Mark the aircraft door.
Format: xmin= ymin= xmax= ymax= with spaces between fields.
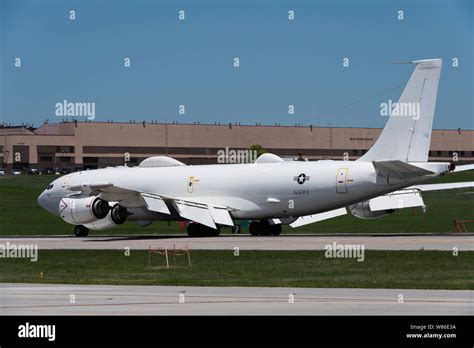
xmin=336 ymin=168 xmax=349 ymax=193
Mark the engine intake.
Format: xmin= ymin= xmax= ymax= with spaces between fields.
xmin=84 ymin=204 xmax=129 ymax=230
xmin=111 ymin=204 xmax=128 ymax=225
xmin=91 ymin=197 xmax=110 ymax=219
xmin=59 ymin=196 xmax=110 ymax=225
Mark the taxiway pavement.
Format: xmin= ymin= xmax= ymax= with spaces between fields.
xmin=1 ymin=283 xmax=472 ymax=315
xmin=0 ymin=234 xmax=472 ymax=251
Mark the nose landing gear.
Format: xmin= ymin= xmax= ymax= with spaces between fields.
xmin=74 ymin=225 xmax=89 ymax=237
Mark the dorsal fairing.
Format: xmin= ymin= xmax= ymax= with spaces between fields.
xmin=139 ymin=156 xmax=186 ymax=167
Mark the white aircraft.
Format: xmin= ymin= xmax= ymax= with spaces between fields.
xmin=38 ymin=59 xmax=474 ymax=237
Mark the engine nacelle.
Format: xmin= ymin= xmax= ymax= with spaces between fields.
xmin=59 ymin=196 xmax=110 ymax=225
xmin=349 ymin=202 xmax=394 ymax=220
xmin=84 ymin=204 xmax=129 ymax=230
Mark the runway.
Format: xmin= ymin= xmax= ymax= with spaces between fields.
xmin=1 ymin=283 xmax=472 ymax=315
xmin=0 ymin=234 xmax=473 ymax=250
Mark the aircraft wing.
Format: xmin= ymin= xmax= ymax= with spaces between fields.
xmin=69 ymin=182 xmax=233 ymax=229
xmin=69 ymin=182 xmax=114 ymax=192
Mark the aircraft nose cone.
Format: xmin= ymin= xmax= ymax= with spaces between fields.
xmin=37 ymin=191 xmax=49 ymax=211
xmin=37 ymin=191 xmax=46 ymax=208
xmin=37 ymin=191 xmax=60 ymax=216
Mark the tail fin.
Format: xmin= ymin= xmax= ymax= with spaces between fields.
xmin=358 ymin=59 xmax=442 ymax=162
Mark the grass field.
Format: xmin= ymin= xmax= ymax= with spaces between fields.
xmin=0 ymin=249 xmax=472 ymax=289
xmin=0 ymin=172 xmax=473 ymax=236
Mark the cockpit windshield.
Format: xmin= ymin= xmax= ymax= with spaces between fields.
xmin=46 ymin=184 xmax=54 ymax=190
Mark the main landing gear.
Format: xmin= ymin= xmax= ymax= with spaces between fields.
xmin=74 ymin=225 xmax=89 ymax=237
xmin=187 ymin=222 xmax=221 ymax=237
xmin=249 ymin=221 xmax=282 ymax=236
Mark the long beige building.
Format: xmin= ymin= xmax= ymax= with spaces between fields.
xmin=1 ymin=121 xmax=473 ymax=171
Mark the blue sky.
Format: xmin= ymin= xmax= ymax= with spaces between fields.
xmin=1 ymin=0 xmax=472 ymax=129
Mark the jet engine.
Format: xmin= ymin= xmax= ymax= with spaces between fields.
xmin=59 ymin=196 xmax=111 ymax=225
xmin=349 ymin=202 xmax=394 ymax=219
xmin=84 ymin=204 xmax=129 ymax=230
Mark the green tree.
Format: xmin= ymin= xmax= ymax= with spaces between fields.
xmin=249 ymin=144 xmax=266 ymax=160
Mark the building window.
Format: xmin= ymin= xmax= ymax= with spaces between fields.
xmin=83 ymin=157 xmax=98 ymax=163
xmin=56 ymin=146 xmax=74 ymax=153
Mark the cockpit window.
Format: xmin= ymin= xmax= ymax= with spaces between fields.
xmin=46 ymin=184 xmax=54 ymax=190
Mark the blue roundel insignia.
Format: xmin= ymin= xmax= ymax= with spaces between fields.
xmin=293 ymin=173 xmax=310 ymax=185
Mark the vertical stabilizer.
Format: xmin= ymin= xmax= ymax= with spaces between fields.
xmin=358 ymin=59 xmax=442 ymax=162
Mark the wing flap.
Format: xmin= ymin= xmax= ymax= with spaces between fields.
xmin=290 ymin=208 xmax=347 ymax=228
xmin=369 ymin=190 xmax=424 ymax=211
xmin=140 ymin=193 xmax=171 ymax=215
xmin=173 ymin=201 xmax=217 ymax=229
xmin=208 ymin=206 xmax=234 ymax=226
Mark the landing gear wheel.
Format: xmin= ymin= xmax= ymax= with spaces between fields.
xmin=187 ymin=223 xmax=221 ymax=237
xmin=187 ymin=223 xmax=200 ymax=237
xmin=74 ymin=225 xmax=89 ymax=237
xmin=209 ymin=225 xmax=221 ymax=237
xmin=260 ymin=223 xmax=273 ymax=236
xmin=249 ymin=222 xmax=260 ymax=236
xmin=249 ymin=221 xmax=282 ymax=236
xmin=270 ymin=224 xmax=282 ymax=236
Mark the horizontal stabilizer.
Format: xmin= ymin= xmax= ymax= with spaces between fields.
xmin=373 ymin=160 xmax=434 ymax=180
xmin=406 ymin=181 xmax=474 ymax=192
xmin=290 ymin=208 xmax=347 ymax=228
xmin=453 ymin=164 xmax=474 ymax=173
